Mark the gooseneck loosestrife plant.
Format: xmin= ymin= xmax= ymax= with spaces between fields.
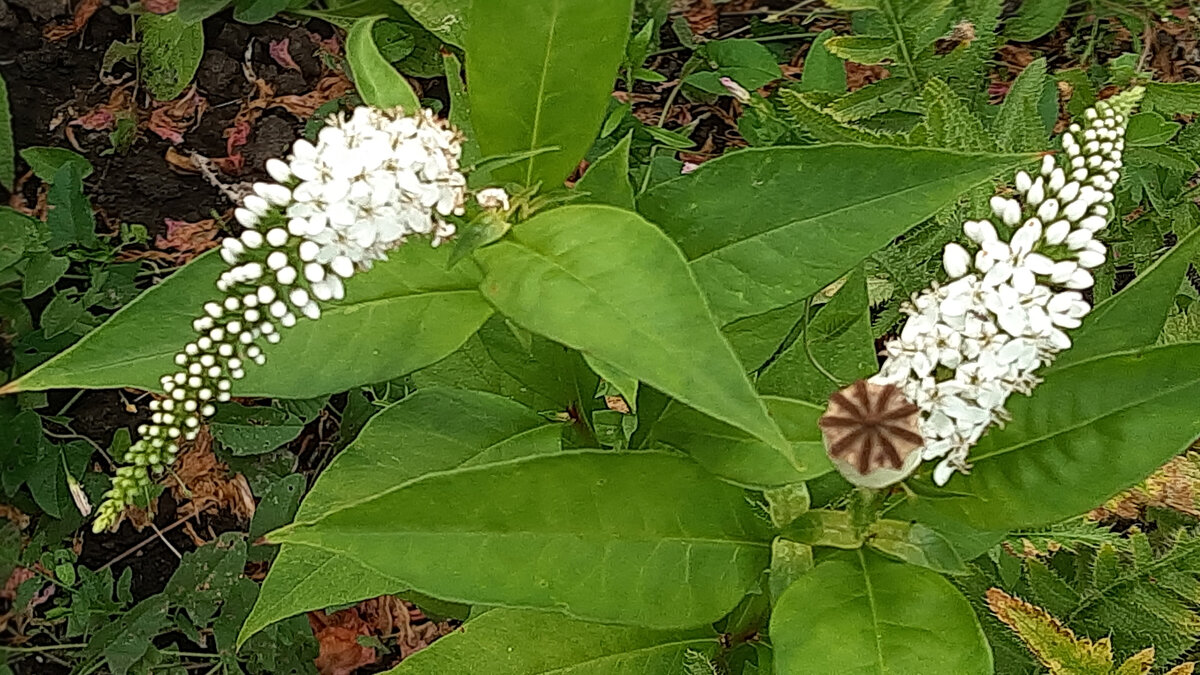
xmin=825 ymin=89 xmax=1143 ymax=490
xmin=11 ymin=5 xmax=1200 ymax=669
xmin=93 ymin=107 xmax=475 ymax=530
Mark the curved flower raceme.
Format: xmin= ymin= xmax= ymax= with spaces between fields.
xmin=93 ymin=106 xmax=478 ymax=532
xmin=823 ymin=87 xmax=1144 ymax=489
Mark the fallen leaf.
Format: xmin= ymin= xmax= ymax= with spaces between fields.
xmin=309 ymin=608 xmax=378 ymax=675
xmin=70 ymin=86 xmax=135 ymax=132
xmin=270 ymin=72 xmax=352 ymax=119
xmin=43 ymin=0 xmax=102 ymax=41
xmin=680 ymin=0 xmax=718 ymax=35
xmin=155 ymin=217 xmax=222 ymax=263
xmin=143 ymin=0 xmax=177 ymax=13
xmin=358 ymin=596 xmax=454 ymax=660
xmin=147 ymin=87 xmax=208 ymax=145
xmin=269 ymin=38 xmax=303 ymax=72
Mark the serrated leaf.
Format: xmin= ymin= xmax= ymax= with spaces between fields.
xmin=824 ymin=35 xmax=896 ymax=65
xmin=387 ymin=608 xmax=718 ymax=673
xmin=778 ymin=90 xmax=899 ymax=145
xmin=346 ymin=17 xmax=420 ymax=111
xmin=269 ymin=451 xmax=774 ymax=628
xmin=239 ymin=388 xmax=562 ymax=645
xmin=771 ymin=550 xmax=992 ymax=674
xmin=5 ymin=246 xmax=493 ymax=397
xmin=994 ymin=58 xmax=1050 ymax=152
xmin=921 ymin=77 xmax=994 ymax=151
xmin=912 ymin=344 xmax=1200 ymax=531
xmin=475 ymin=204 xmax=788 ymax=452
xmin=638 ymin=144 xmax=1030 ymax=324
xmin=466 ymin=0 xmax=632 ymax=188
xmin=1143 ymin=82 xmax=1200 ymax=116
xmin=986 ymin=588 xmax=1115 ymax=674
xmin=45 ymin=162 xmax=97 ymax=251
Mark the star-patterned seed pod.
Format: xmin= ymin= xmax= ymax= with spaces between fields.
xmin=819 ymin=380 xmax=924 ymax=488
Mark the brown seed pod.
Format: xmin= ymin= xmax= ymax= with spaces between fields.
xmin=819 ymin=380 xmax=924 ymax=475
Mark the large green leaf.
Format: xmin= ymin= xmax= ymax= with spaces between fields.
xmin=465 ymin=0 xmax=632 ymax=188
xmin=646 ymin=396 xmax=831 ymax=488
xmin=268 ymin=451 xmax=774 ymax=628
xmin=1053 ymin=225 xmax=1200 ymax=369
xmin=4 ymin=246 xmax=492 ymax=397
xmin=387 ymin=608 xmax=718 ymax=673
xmin=474 ymin=204 xmax=788 ymax=452
xmin=346 ymin=17 xmax=421 ymax=111
xmin=912 ymin=344 xmax=1200 ymax=531
xmin=396 ymin=0 xmax=467 ymax=46
xmin=137 ymin=13 xmax=204 ymax=101
xmin=239 ymin=388 xmax=561 ymax=644
xmin=771 ymin=550 xmax=992 ymax=675
xmin=638 ymin=145 xmax=1029 ymax=324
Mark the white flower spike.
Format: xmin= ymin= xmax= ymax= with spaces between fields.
xmin=824 ymin=87 xmax=1143 ymax=489
xmin=92 ymin=105 xmax=488 ymax=532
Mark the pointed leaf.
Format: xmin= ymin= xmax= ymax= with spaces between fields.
xmin=475 ymin=204 xmax=788 ymax=452
xmin=638 ymin=145 xmax=1032 ymax=324
xmin=269 ymin=451 xmax=774 ymax=628
xmin=912 ymin=344 xmax=1200 ymax=530
xmin=239 ymin=388 xmax=562 ymax=644
xmin=771 ymin=551 xmax=992 ymax=675
xmin=575 ymin=132 xmax=635 ymax=209
xmin=6 ymin=246 xmax=493 ymax=397
xmin=387 ymin=608 xmax=718 ymax=673
xmin=466 ymin=0 xmax=632 ymax=188
xmin=346 ymin=17 xmax=420 ymax=111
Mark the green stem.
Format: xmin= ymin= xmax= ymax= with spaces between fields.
xmin=0 ymin=643 xmax=89 ymax=653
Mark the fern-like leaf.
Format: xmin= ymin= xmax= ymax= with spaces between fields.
xmin=921 ymin=77 xmax=995 ymax=151
xmin=994 ymin=57 xmax=1051 ymax=152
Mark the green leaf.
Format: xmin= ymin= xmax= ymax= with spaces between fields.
xmin=137 ymin=13 xmax=204 ymax=100
xmin=1054 ymin=226 xmax=1200 ymax=369
xmin=921 ymin=77 xmax=994 ymax=152
xmin=6 ymin=245 xmax=493 ymax=397
xmin=413 ymin=314 xmax=600 ymax=417
xmin=0 ymin=209 xmax=29 ymax=272
xmin=1004 ymin=0 xmax=1069 ymax=41
xmin=771 ymin=551 xmax=992 ymax=675
xmin=269 ymin=451 xmax=774 ymax=628
xmin=994 ymin=58 xmax=1050 ymax=152
xmin=466 ymin=0 xmax=632 ymax=188
xmin=475 ymin=204 xmax=788 ymax=452
xmin=387 ymin=608 xmax=718 ymax=673
xmin=575 ymin=131 xmax=635 ymax=209
xmin=209 ymin=403 xmax=305 ymax=456
xmin=391 ymin=0 xmax=466 ymax=46
xmin=239 ymin=388 xmax=562 ymax=644
xmin=647 ymin=396 xmax=830 ymax=487
xmin=757 ymin=267 xmax=876 ymax=404
xmin=232 ymin=0 xmax=289 ymax=23
xmin=0 ymin=74 xmax=11 ymax=191
xmin=21 ymin=252 xmax=69 ymax=299
xmin=1125 ymin=111 xmax=1180 ymax=147
xmin=46 ymin=162 xmax=97 ymax=251
xmin=40 ymin=292 xmax=85 ymax=339
xmin=80 ymin=595 xmax=171 ymax=675
xmin=798 ymin=29 xmax=847 ymax=94
xmin=177 ymin=0 xmax=231 ymax=24
xmin=346 ymin=17 xmax=421 ymax=111
xmin=912 ymin=344 xmax=1200 ymax=531
xmin=1144 ymin=82 xmax=1200 ymax=116
xmin=690 ymin=39 xmax=782 ymax=92
xmin=638 ymin=145 xmax=1030 ymax=324
xmin=583 ymin=353 xmax=637 ymax=411
xmin=164 ymin=533 xmax=247 ymax=626
xmin=864 ymin=520 xmax=968 ymax=575
xmin=443 ymin=51 xmax=480 ymax=170
xmin=19 ymin=147 xmax=94 ymax=182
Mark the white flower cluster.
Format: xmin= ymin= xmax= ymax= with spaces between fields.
xmin=861 ymin=88 xmax=1143 ymax=489
xmin=93 ymin=106 xmax=472 ymax=532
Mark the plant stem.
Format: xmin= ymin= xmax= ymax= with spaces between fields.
xmin=0 ymin=643 xmax=89 ymax=653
